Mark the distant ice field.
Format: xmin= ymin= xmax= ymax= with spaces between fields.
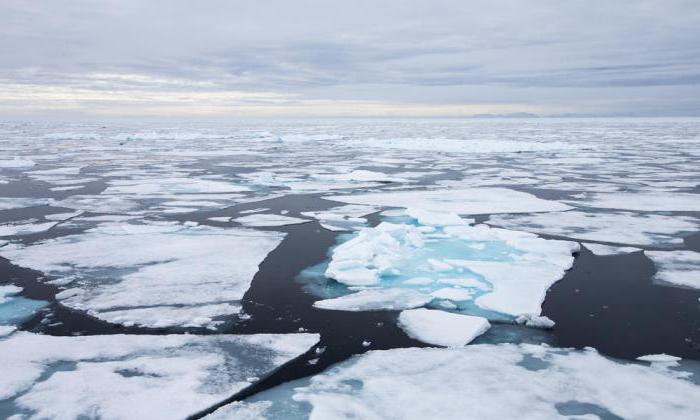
xmin=0 ymin=118 xmax=698 ymax=419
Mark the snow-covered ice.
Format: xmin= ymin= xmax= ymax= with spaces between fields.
xmin=224 ymin=343 xmax=700 ymax=420
xmin=0 ymin=331 xmax=319 ymax=419
xmin=488 ymin=211 xmax=698 ymax=247
xmin=567 ymin=192 xmax=700 ymax=212
xmin=645 ymin=250 xmax=700 ymax=289
xmin=397 ymin=308 xmax=490 ymax=347
xmin=233 ymin=213 xmax=311 ymax=227
xmin=582 ymin=243 xmax=642 ymax=256
xmin=313 ymin=289 xmax=432 ymax=312
xmin=301 ymin=204 xmax=379 ymax=232
xmin=0 ymin=222 xmax=285 ymax=328
xmin=322 ymin=214 xmax=578 ymax=317
xmin=329 ymin=188 xmax=571 ymax=215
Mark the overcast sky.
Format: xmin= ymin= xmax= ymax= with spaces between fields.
xmin=1 ymin=0 xmax=699 ymax=118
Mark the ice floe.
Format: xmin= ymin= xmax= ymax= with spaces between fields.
xmin=0 ymin=331 xmax=319 ymax=419
xmin=313 ymin=289 xmax=432 ymax=312
xmin=582 ymin=243 xmax=641 ymax=256
xmin=397 ymin=308 xmax=490 ymax=347
xmin=0 ymin=222 xmax=284 ymax=328
xmin=0 ymin=158 xmax=36 ymax=168
xmin=301 ymin=204 xmax=379 ymax=232
xmin=0 ymin=220 xmax=58 ymax=237
xmin=567 ymin=192 xmax=700 ymax=212
xmin=352 ymin=137 xmax=584 ymax=154
xmin=320 ymin=215 xmax=578 ymax=318
xmin=0 ymin=285 xmax=47 ymax=327
xmin=233 ymin=214 xmax=311 ymax=227
xmin=646 ymin=250 xmax=700 ymax=289
xmin=328 ymin=188 xmax=571 ymax=215
xmin=226 ymin=343 xmax=700 ymax=419
xmin=488 ymin=211 xmax=698 ymax=247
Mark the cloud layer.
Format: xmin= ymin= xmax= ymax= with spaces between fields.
xmin=1 ymin=0 xmax=699 ymax=118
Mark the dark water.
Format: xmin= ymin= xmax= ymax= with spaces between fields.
xmin=2 ymin=192 xmax=699 ymax=418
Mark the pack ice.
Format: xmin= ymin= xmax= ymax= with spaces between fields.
xmin=315 ymin=209 xmax=579 ymax=318
xmin=0 ymin=331 xmax=319 ymax=419
xmin=222 ymin=343 xmax=700 ymax=420
xmin=328 ymin=188 xmax=571 ymax=215
xmin=0 ymin=222 xmax=285 ymax=328
xmin=488 ymin=211 xmax=698 ymax=247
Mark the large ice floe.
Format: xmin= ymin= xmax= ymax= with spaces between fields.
xmin=566 ymin=192 xmax=700 ymax=212
xmin=488 ymin=211 xmax=698 ymax=247
xmin=0 ymin=221 xmax=284 ymax=328
xmin=314 ymin=209 xmax=579 ymax=318
xmin=217 ymin=343 xmax=700 ymax=420
xmin=645 ymin=250 xmax=700 ymax=289
xmin=0 ymin=331 xmax=319 ymax=419
xmin=328 ymin=188 xmax=571 ymax=215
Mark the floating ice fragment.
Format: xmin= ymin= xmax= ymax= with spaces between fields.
xmin=645 ymin=250 xmax=700 ymax=289
xmin=313 ymin=289 xmax=432 ymax=311
xmin=583 ymin=243 xmax=642 ymax=256
xmin=398 ymin=308 xmax=490 ymax=347
xmin=233 ymin=213 xmax=311 ymax=227
xmin=637 ymin=354 xmax=682 ymax=363
xmin=515 ymin=313 xmax=556 ymax=329
xmin=0 ymin=158 xmax=36 ymax=168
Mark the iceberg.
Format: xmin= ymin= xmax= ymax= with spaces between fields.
xmin=0 ymin=331 xmax=319 ymax=419
xmin=0 ymin=222 xmax=285 ymax=328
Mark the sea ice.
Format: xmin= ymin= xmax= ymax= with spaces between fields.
xmin=313 ymin=289 xmax=432 ymax=312
xmin=645 ymin=250 xmax=700 ymax=289
xmin=397 ymin=308 xmax=490 ymax=347
xmin=582 ymin=243 xmax=641 ymax=256
xmin=322 ymin=217 xmax=578 ymax=317
xmin=0 ymin=158 xmax=36 ymax=168
xmin=0 ymin=285 xmax=47 ymax=327
xmin=230 ymin=343 xmax=700 ymax=419
xmin=488 ymin=211 xmax=698 ymax=247
xmin=0 ymin=222 xmax=284 ymax=328
xmin=301 ymin=204 xmax=379 ymax=232
xmin=0 ymin=220 xmax=58 ymax=237
xmin=566 ymin=192 xmax=700 ymax=212
xmin=328 ymin=188 xmax=571 ymax=215
xmin=0 ymin=331 xmax=319 ymax=419
xmin=233 ymin=213 xmax=311 ymax=227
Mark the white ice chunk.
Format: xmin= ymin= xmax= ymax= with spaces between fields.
xmin=515 ymin=313 xmax=556 ymax=329
xmin=302 ymin=204 xmax=379 ymax=232
xmin=0 ymin=331 xmax=319 ymax=419
xmin=313 ymin=289 xmax=432 ymax=311
xmin=0 ymin=222 xmax=284 ymax=328
xmin=398 ymin=308 xmax=490 ymax=347
xmin=329 ymin=188 xmax=571 ymax=215
xmin=646 ymin=250 xmax=700 ymax=289
xmin=583 ymin=243 xmax=641 ymax=256
xmin=637 ymin=354 xmax=682 ymax=363
xmin=233 ymin=214 xmax=311 ymax=227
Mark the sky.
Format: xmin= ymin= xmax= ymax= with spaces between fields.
xmin=1 ymin=0 xmax=699 ymax=119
